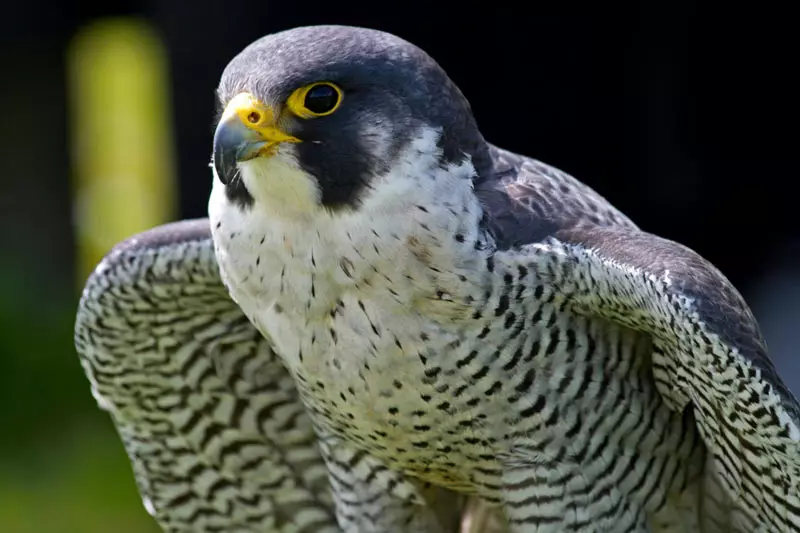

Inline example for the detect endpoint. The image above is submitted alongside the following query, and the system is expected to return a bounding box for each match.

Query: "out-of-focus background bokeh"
[1,6,797,533]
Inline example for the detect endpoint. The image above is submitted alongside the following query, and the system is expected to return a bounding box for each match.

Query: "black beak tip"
[212,145,233,185]
[212,120,245,186]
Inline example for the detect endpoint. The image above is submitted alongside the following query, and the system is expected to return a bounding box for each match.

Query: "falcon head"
[211,25,488,216]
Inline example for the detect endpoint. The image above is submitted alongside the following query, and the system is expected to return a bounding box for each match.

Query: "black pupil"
[304,84,338,114]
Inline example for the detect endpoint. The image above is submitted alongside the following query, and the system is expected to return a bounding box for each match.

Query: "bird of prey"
[75,24,800,533]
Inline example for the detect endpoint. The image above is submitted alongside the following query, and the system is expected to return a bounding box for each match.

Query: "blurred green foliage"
[0,265,159,533]
[0,17,177,532]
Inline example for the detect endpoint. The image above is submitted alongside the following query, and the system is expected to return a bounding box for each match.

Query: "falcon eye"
[304,84,339,114]
[286,82,343,118]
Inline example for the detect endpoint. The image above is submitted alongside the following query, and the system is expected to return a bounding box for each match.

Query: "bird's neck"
[210,155,493,323]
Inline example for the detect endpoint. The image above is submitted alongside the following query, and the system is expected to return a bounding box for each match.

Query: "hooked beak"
[212,93,300,184]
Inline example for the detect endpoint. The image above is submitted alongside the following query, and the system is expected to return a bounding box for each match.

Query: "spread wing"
[74,219,495,533]
[478,147,800,531]
[74,219,340,533]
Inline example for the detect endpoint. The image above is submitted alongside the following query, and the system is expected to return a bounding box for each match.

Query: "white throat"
[208,127,490,369]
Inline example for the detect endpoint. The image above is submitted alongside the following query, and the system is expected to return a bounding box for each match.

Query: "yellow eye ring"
[286,82,343,118]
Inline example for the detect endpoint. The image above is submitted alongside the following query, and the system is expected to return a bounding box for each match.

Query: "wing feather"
[530,227,800,530]
[74,219,340,533]
[480,149,800,530]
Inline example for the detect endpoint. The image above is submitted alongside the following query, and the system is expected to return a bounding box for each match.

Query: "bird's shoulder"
[474,144,637,250]
[477,144,798,418]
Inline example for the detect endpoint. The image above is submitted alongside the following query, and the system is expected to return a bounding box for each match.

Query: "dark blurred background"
[1,6,797,532]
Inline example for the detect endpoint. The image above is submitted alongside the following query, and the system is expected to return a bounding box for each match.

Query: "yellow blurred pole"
[67,18,177,285]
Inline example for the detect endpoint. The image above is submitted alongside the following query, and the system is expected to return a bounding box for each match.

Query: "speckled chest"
[212,219,700,510]
[210,222,534,490]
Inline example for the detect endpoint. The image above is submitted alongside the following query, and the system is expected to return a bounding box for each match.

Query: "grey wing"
[74,219,340,533]
[475,145,639,249]
[479,151,800,530]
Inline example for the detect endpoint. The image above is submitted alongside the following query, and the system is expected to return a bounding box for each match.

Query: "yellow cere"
[224,92,301,145]
[286,82,343,119]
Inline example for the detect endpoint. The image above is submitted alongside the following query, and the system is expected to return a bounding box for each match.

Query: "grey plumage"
[76,24,800,533]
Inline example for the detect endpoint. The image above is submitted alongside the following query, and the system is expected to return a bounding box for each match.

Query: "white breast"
[207,130,489,420]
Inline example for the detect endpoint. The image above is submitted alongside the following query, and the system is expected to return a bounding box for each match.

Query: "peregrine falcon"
[75,24,800,533]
